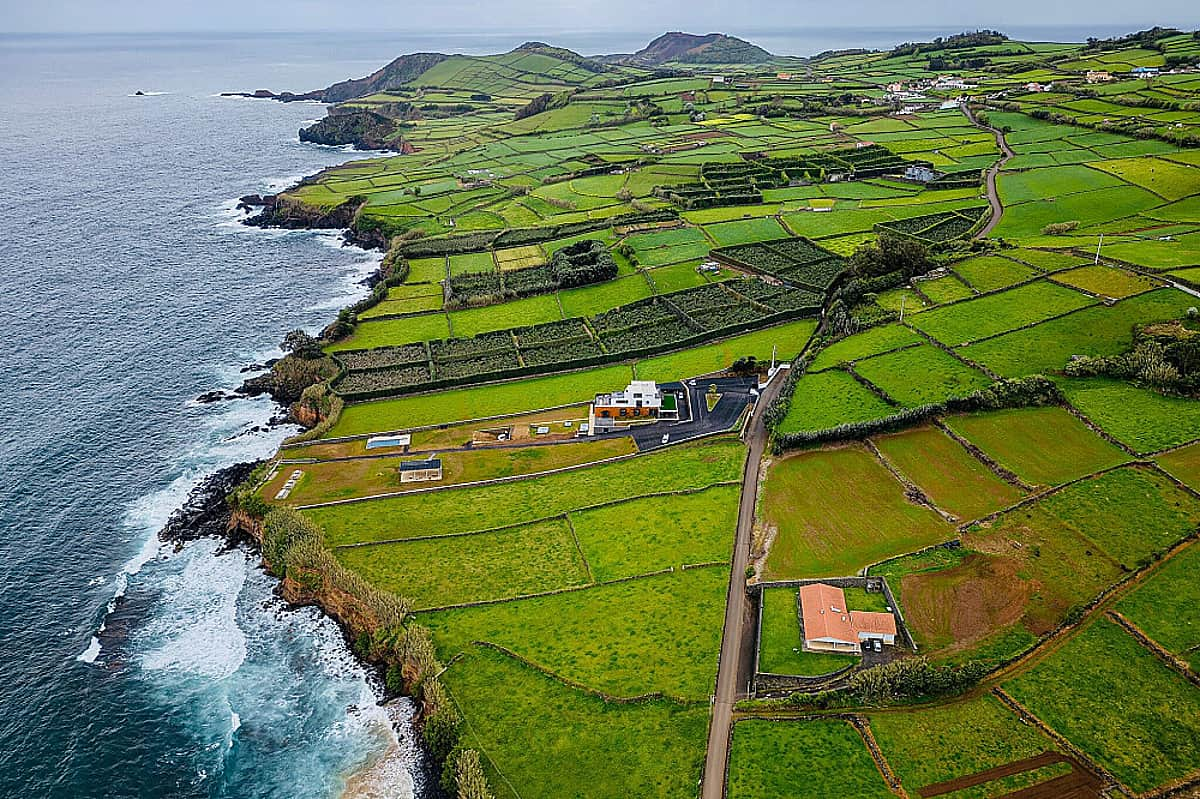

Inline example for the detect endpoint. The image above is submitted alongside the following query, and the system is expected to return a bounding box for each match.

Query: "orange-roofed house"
[799,583,897,654]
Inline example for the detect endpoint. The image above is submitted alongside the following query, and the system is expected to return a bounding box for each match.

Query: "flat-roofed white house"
[588,380,679,433]
[799,583,897,654]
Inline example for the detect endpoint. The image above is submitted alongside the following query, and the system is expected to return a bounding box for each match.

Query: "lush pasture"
[809,324,922,371]
[870,695,1062,799]
[327,312,451,352]
[1092,156,1200,201]
[308,437,743,545]
[422,566,729,700]
[335,518,588,608]
[964,288,1197,377]
[634,319,817,383]
[1048,264,1160,298]
[569,485,739,581]
[993,184,1162,239]
[944,406,1127,486]
[1004,619,1200,793]
[952,255,1039,292]
[873,426,1024,521]
[444,648,709,799]
[703,217,788,246]
[757,587,857,676]
[760,445,953,578]
[777,368,896,433]
[854,344,992,406]
[916,274,974,304]
[326,364,631,437]
[1157,439,1200,491]
[909,280,1095,346]
[1116,541,1200,672]
[727,719,893,799]
[1061,377,1200,454]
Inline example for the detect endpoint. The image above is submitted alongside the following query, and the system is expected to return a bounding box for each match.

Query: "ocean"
[0,24,1156,799]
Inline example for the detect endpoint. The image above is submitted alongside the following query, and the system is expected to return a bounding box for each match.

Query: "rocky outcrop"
[244,194,365,230]
[299,109,406,150]
[159,461,262,547]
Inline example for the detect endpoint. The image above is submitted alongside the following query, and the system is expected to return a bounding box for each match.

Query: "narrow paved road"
[700,370,787,799]
[962,102,1014,239]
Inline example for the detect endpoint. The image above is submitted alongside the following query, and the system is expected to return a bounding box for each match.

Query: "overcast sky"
[2,0,1197,35]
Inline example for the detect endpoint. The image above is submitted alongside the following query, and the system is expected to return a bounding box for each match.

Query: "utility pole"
[1095,233,1104,265]
[899,294,906,324]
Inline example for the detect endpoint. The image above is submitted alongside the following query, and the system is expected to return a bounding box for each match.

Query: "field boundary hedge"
[332,307,819,401]
[771,375,1064,453]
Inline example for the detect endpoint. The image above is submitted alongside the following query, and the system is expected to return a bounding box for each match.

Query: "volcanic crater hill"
[601,32,773,65]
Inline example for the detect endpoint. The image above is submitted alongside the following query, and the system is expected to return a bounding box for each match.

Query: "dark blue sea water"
[0,24,1166,799]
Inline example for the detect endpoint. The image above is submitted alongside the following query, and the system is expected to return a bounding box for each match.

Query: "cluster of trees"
[890,30,1008,57]
[1065,316,1200,394]
[1084,26,1181,52]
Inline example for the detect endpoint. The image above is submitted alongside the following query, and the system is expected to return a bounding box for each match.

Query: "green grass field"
[760,445,953,578]
[569,485,739,581]
[854,343,993,406]
[963,288,1197,377]
[1004,619,1200,793]
[952,255,1040,293]
[909,281,1095,346]
[808,324,923,371]
[727,719,893,799]
[1060,376,1200,454]
[943,406,1127,486]
[326,363,631,437]
[444,647,710,799]
[873,425,1024,521]
[1049,264,1160,298]
[633,319,817,383]
[1116,541,1200,672]
[307,437,743,546]
[1157,439,1200,491]
[870,695,1062,799]
[777,368,896,433]
[334,518,588,609]
[422,566,728,700]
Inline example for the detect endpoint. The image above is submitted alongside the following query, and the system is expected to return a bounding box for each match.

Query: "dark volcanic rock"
[244,194,365,230]
[299,109,401,150]
[195,389,240,404]
[159,461,261,546]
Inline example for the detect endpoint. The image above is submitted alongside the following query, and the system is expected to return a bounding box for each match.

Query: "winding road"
[962,102,1014,239]
[700,369,787,799]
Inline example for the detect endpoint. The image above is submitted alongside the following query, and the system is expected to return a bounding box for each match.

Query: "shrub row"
[771,374,1064,452]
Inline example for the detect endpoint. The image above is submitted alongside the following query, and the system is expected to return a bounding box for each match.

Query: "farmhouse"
[799,583,897,654]
[903,164,940,183]
[398,457,442,483]
[1086,70,1113,83]
[588,380,679,433]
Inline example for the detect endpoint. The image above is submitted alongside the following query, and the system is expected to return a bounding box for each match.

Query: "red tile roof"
[799,583,895,646]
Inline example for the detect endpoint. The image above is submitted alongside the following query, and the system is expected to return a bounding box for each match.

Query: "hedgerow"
[771,375,1063,452]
